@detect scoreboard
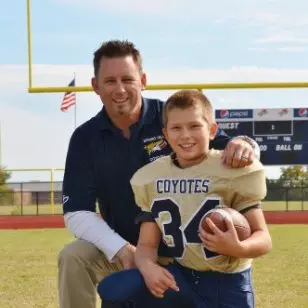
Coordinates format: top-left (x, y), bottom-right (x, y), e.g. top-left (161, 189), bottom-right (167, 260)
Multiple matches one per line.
top-left (215, 108), bottom-right (308, 165)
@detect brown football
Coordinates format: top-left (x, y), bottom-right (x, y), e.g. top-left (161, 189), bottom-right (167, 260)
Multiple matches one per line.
top-left (200, 207), bottom-right (251, 241)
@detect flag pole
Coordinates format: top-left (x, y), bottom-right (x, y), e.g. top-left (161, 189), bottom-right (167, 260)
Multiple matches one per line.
top-left (74, 72), bottom-right (77, 129)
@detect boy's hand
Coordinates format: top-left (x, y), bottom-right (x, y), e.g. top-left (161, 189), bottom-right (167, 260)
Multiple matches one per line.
top-left (198, 216), bottom-right (243, 257)
top-left (139, 261), bottom-right (179, 298)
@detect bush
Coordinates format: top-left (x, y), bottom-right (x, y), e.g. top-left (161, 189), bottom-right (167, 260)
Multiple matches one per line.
top-left (0, 188), bottom-right (14, 206)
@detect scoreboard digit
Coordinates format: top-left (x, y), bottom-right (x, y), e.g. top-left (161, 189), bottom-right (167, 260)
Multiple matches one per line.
top-left (253, 121), bottom-right (293, 136)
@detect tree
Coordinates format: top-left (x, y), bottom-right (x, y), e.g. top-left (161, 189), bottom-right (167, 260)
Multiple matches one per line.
top-left (278, 165), bottom-right (308, 188)
top-left (0, 167), bottom-right (12, 205)
top-left (0, 167), bottom-right (11, 184)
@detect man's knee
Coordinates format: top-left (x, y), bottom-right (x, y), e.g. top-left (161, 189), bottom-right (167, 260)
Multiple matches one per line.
top-left (58, 239), bottom-right (101, 267)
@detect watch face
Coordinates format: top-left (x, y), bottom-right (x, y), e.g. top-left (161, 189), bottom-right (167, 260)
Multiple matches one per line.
top-left (246, 138), bottom-right (255, 148)
top-left (240, 136), bottom-right (255, 148)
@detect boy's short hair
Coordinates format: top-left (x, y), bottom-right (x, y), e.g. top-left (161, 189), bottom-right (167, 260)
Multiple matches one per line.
top-left (93, 40), bottom-right (143, 77)
top-left (163, 90), bottom-right (215, 126)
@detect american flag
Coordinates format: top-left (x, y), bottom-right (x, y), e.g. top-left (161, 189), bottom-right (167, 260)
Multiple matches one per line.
top-left (60, 78), bottom-right (76, 112)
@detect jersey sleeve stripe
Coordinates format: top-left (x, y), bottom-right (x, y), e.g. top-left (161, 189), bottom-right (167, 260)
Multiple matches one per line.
top-left (135, 211), bottom-right (155, 224)
top-left (239, 204), bottom-right (261, 214)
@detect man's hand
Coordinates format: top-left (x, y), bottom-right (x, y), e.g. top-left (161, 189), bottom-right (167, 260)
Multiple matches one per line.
top-left (116, 243), bottom-right (136, 269)
top-left (139, 261), bottom-right (179, 298)
top-left (222, 137), bottom-right (255, 168)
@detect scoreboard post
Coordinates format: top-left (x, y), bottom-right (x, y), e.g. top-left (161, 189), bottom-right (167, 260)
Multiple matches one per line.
top-left (215, 108), bottom-right (308, 165)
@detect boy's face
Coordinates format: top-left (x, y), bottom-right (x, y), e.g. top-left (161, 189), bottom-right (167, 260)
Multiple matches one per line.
top-left (163, 105), bottom-right (217, 168)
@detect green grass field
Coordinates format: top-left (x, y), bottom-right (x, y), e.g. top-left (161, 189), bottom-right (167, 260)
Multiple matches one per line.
top-left (0, 201), bottom-right (308, 216)
top-left (1, 225), bottom-right (308, 308)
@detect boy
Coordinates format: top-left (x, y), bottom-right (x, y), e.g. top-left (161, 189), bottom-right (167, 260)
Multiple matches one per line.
top-left (98, 90), bottom-right (272, 308)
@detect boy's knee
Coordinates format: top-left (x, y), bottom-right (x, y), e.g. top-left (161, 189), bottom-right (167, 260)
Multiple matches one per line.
top-left (97, 269), bottom-right (144, 301)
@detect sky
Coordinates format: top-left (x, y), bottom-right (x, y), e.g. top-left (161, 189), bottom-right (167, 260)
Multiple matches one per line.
top-left (1, 0), bottom-right (308, 182)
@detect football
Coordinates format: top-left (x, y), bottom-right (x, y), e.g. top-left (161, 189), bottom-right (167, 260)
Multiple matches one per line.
top-left (200, 207), bottom-right (251, 241)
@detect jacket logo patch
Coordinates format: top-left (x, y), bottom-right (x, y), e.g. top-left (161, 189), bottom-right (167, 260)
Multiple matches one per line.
top-left (144, 139), bottom-right (168, 156)
top-left (143, 135), bottom-right (168, 156)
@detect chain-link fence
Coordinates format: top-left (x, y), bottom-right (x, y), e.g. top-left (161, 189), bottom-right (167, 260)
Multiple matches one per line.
top-left (0, 181), bottom-right (63, 216)
top-left (0, 181), bottom-right (308, 215)
top-left (264, 186), bottom-right (308, 211)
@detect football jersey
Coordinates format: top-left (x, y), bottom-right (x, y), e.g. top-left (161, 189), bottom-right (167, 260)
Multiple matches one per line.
top-left (131, 149), bottom-right (267, 273)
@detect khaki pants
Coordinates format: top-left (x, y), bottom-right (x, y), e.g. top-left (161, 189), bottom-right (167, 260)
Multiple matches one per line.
top-left (57, 239), bottom-right (123, 308)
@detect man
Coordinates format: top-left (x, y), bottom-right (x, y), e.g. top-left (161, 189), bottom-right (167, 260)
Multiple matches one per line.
top-left (58, 40), bottom-right (260, 308)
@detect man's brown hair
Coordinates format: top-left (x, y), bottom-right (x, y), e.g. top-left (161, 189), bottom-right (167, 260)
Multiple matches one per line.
top-left (93, 40), bottom-right (143, 77)
top-left (163, 90), bottom-right (214, 126)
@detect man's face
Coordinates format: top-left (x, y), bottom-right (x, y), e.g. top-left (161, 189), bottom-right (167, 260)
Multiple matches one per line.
top-left (92, 56), bottom-right (147, 118)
